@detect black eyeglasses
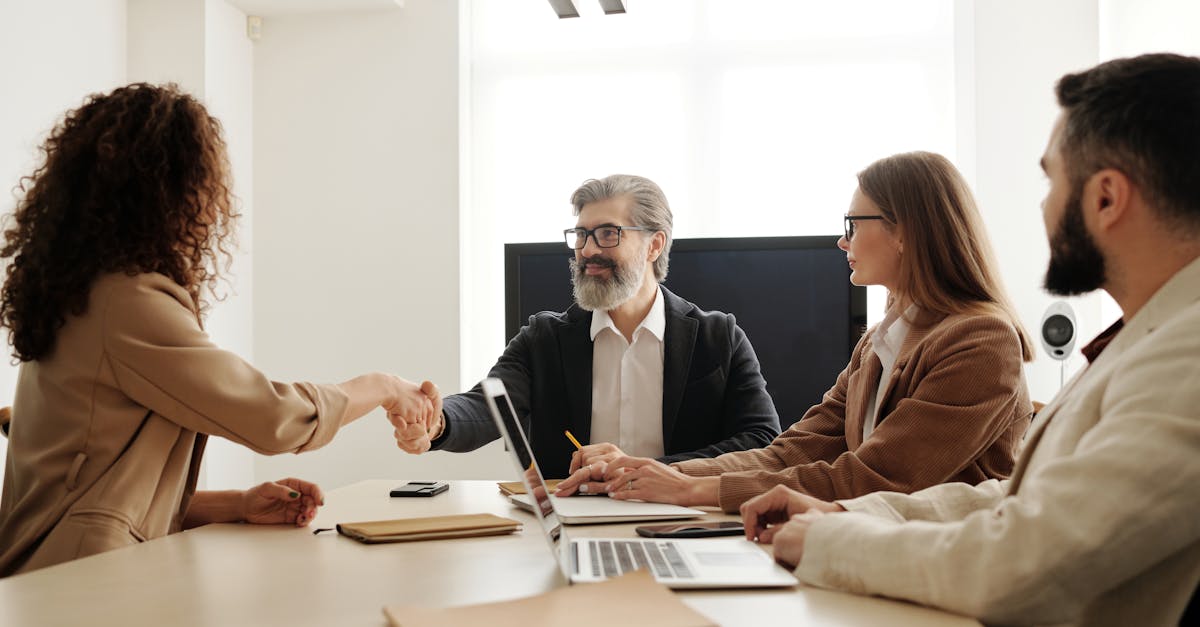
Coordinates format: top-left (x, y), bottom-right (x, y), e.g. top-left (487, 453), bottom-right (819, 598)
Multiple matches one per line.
top-left (843, 215), bottom-right (888, 241)
top-left (564, 225), bottom-right (652, 250)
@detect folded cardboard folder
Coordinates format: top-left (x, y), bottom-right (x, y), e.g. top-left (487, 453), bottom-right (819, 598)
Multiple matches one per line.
top-left (383, 570), bottom-right (715, 627)
top-left (498, 479), bottom-right (562, 496)
top-left (336, 513), bottom-right (522, 544)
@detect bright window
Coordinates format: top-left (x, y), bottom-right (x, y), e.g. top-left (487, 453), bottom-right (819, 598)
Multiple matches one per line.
top-left (464, 0), bottom-right (956, 384)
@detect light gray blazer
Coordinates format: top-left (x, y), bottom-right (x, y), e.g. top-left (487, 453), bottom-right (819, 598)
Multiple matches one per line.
top-left (796, 257), bottom-right (1200, 626)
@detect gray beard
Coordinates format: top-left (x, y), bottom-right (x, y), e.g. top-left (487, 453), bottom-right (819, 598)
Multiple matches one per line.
top-left (569, 256), bottom-right (646, 311)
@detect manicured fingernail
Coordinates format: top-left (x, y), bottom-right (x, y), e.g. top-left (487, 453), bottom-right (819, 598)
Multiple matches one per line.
top-left (289, 491), bottom-right (299, 498)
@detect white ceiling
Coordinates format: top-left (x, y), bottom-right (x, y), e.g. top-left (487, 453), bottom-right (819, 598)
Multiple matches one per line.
top-left (226, 0), bottom-right (404, 17)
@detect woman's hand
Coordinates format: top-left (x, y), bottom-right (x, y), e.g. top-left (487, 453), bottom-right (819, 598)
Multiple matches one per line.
top-left (601, 456), bottom-right (720, 507)
top-left (391, 380), bottom-right (443, 454)
top-left (336, 373), bottom-right (439, 448)
top-left (242, 477), bottom-right (326, 527)
top-left (382, 377), bottom-right (438, 434)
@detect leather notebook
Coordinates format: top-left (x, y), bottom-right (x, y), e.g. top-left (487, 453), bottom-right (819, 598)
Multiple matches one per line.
top-left (336, 513), bottom-right (522, 544)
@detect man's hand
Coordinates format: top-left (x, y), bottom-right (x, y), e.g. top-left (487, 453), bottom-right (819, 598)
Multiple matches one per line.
top-left (388, 379), bottom-right (442, 454)
top-left (770, 511), bottom-right (827, 568)
top-left (555, 460), bottom-right (618, 496)
top-left (568, 442), bottom-right (626, 475)
top-left (556, 441), bottom-right (631, 496)
top-left (739, 485), bottom-right (842, 543)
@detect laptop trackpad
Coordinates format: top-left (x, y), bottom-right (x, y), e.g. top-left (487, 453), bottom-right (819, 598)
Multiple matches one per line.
top-left (695, 551), bottom-right (770, 567)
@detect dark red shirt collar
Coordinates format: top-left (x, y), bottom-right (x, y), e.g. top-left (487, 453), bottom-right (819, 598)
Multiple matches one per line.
top-left (1080, 319), bottom-right (1125, 363)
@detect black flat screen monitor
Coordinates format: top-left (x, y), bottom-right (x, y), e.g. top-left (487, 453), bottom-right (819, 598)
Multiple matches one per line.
top-left (504, 236), bottom-right (867, 427)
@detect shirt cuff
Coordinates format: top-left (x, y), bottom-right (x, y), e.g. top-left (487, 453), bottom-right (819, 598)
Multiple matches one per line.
top-left (835, 493), bottom-right (907, 523)
top-left (795, 512), bottom-right (894, 594)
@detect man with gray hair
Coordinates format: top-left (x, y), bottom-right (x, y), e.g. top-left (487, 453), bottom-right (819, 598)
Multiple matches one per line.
top-left (396, 174), bottom-right (781, 479)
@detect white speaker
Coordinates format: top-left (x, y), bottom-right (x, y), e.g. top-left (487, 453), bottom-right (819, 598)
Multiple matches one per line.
top-left (1040, 301), bottom-right (1077, 361)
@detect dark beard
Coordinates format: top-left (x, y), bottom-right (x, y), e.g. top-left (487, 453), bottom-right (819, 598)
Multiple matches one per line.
top-left (1043, 186), bottom-right (1107, 296)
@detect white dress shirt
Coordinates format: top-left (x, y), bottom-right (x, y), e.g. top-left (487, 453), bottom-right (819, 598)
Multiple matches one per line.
top-left (589, 286), bottom-right (666, 458)
top-left (862, 304), bottom-right (915, 441)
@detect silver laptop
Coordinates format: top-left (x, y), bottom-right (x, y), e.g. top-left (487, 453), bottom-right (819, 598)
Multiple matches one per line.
top-left (482, 377), bottom-right (798, 589)
top-left (509, 491), bottom-right (702, 524)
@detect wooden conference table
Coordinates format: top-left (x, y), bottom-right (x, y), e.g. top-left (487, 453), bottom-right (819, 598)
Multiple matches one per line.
top-left (0, 480), bottom-right (979, 626)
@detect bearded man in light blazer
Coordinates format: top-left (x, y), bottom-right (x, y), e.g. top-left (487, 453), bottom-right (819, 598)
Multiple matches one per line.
top-left (739, 53), bottom-right (1200, 627)
top-left (393, 174), bottom-right (781, 479)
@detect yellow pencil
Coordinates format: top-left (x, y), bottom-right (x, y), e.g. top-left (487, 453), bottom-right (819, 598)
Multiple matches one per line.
top-left (564, 430), bottom-right (583, 450)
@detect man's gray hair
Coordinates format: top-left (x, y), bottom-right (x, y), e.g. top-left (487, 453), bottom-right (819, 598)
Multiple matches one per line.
top-left (570, 174), bottom-right (674, 281)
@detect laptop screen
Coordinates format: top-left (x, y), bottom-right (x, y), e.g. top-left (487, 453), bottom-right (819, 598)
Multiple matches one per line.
top-left (481, 378), bottom-right (565, 565)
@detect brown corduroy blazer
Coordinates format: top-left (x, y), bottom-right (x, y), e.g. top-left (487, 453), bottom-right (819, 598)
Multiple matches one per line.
top-left (673, 309), bottom-right (1032, 512)
top-left (0, 273), bottom-right (349, 577)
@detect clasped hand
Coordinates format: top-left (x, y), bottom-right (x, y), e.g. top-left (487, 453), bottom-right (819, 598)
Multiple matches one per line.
top-left (387, 379), bottom-right (443, 454)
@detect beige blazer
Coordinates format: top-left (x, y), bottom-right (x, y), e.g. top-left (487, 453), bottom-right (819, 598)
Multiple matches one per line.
top-left (798, 257), bottom-right (1200, 626)
top-left (674, 309), bottom-right (1032, 512)
top-left (0, 273), bottom-right (349, 577)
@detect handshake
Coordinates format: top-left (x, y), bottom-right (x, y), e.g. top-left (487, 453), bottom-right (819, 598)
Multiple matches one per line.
top-left (381, 377), bottom-right (446, 454)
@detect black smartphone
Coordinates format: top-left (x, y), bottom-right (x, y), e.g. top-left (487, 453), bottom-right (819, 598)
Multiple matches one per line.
top-left (389, 481), bottom-right (450, 497)
top-left (634, 521), bottom-right (745, 538)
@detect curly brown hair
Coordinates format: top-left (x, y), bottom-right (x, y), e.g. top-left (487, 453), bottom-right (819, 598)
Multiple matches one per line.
top-left (0, 82), bottom-right (239, 362)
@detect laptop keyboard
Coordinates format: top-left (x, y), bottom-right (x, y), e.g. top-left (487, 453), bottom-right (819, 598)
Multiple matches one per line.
top-left (583, 540), bottom-right (695, 579)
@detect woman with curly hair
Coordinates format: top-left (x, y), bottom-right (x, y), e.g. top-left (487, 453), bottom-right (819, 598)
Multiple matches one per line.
top-left (0, 83), bottom-right (439, 576)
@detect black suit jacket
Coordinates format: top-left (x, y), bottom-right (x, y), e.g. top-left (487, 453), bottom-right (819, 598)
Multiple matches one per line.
top-left (434, 287), bottom-right (781, 479)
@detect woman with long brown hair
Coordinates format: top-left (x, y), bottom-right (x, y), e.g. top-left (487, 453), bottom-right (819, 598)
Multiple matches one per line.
top-left (556, 151), bottom-right (1034, 512)
top-left (0, 83), bottom-right (438, 576)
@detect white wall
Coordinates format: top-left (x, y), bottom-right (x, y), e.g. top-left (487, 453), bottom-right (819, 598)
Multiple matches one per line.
top-left (0, 0), bottom-right (128, 488)
top-left (251, 0), bottom-right (507, 490)
top-left (958, 0), bottom-right (1102, 405)
top-left (1101, 0), bottom-right (1200, 59)
top-left (126, 0), bottom-right (205, 91)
